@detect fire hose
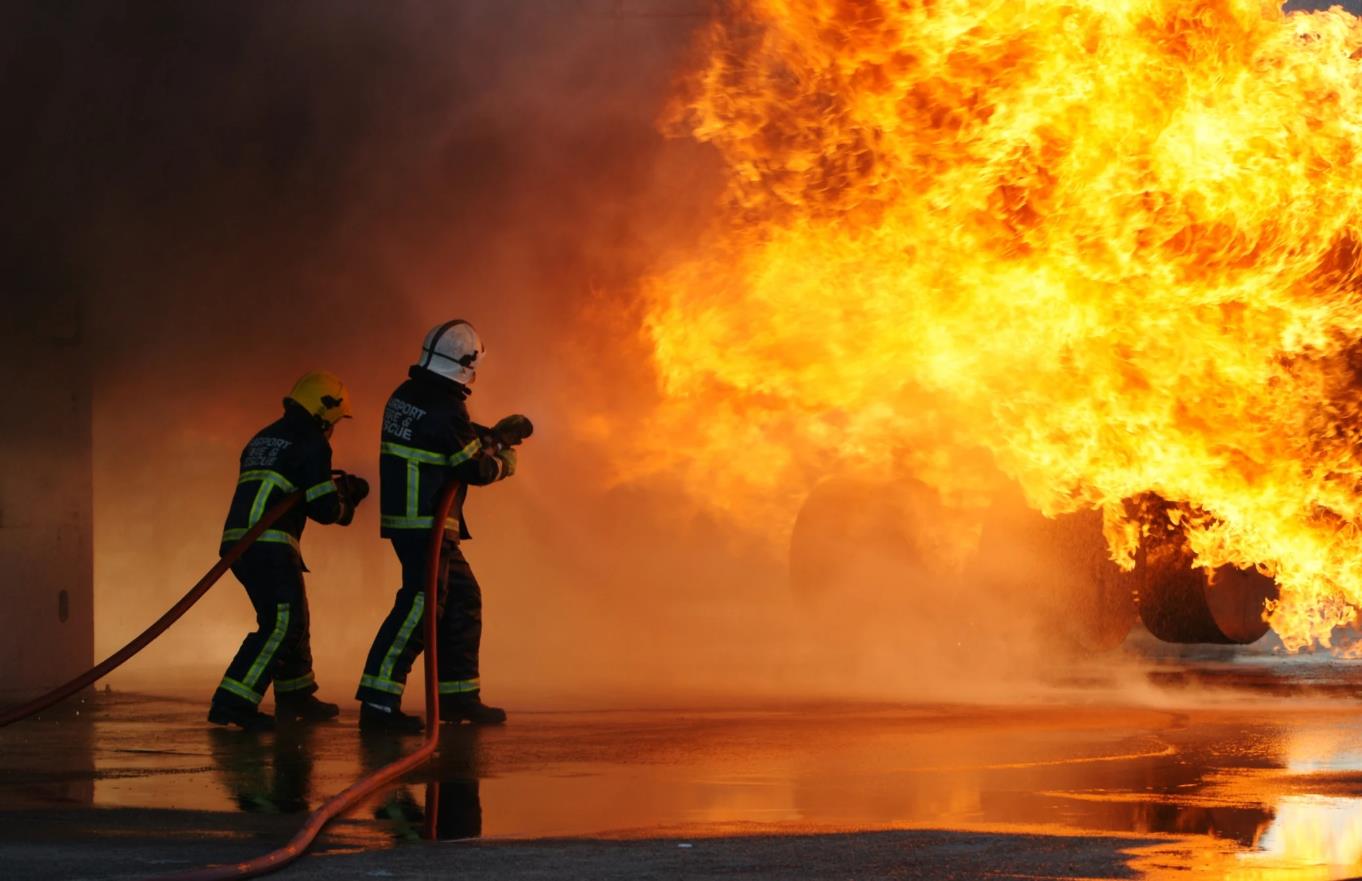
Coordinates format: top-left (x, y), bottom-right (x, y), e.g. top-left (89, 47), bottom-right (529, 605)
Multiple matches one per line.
top-left (5, 416), bottom-right (533, 878)
top-left (0, 479), bottom-right (460, 879)
top-left (158, 480), bottom-right (456, 881)
top-left (0, 492), bottom-right (306, 728)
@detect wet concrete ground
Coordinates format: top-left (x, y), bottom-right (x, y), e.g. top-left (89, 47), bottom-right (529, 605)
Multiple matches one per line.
top-left (6, 653), bottom-right (1362, 879)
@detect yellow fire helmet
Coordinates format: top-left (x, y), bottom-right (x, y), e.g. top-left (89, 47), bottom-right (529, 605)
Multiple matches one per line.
top-left (286, 370), bottom-right (353, 426)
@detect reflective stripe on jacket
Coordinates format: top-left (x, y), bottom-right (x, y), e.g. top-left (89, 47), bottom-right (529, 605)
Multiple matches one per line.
top-left (379, 366), bottom-right (506, 540)
top-left (220, 401), bottom-right (347, 554)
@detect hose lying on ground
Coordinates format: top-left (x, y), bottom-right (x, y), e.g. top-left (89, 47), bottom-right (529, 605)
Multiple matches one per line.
top-left (0, 493), bottom-right (304, 728)
top-left (157, 481), bottom-right (455, 881)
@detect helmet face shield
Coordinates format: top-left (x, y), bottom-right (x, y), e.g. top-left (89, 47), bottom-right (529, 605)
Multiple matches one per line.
top-left (419, 319), bottom-right (484, 386)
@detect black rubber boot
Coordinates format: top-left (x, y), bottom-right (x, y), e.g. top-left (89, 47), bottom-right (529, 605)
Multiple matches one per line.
top-left (208, 702), bottom-right (276, 732)
top-left (276, 694), bottom-right (340, 724)
top-left (440, 693), bottom-right (506, 725)
top-left (359, 702), bottom-right (424, 733)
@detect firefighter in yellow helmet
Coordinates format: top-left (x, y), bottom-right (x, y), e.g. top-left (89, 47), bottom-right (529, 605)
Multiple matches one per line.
top-left (209, 371), bottom-right (370, 731)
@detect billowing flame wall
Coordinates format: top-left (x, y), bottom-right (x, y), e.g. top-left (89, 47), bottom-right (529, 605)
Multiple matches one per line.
top-left (634, 0), bottom-right (1362, 651)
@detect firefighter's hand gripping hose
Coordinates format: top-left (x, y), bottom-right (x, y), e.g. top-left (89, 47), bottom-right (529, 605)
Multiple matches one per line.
top-left (0, 493), bottom-right (305, 729)
top-left (157, 482), bottom-right (457, 881)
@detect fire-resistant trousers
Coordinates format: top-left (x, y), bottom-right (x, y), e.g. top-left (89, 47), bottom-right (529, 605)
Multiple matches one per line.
top-left (212, 546), bottom-right (317, 710)
top-left (355, 534), bottom-right (482, 710)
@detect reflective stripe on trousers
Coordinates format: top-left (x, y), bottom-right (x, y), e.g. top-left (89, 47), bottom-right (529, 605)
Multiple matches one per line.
top-left (216, 603), bottom-right (291, 706)
top-left (355, 534), bottom-right (482, 709)
top-left (213, 550), bottom-right (316, 709)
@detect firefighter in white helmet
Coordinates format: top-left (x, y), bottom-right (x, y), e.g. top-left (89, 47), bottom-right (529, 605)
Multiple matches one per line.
top-left (355, 320), bottom-right (531, 732)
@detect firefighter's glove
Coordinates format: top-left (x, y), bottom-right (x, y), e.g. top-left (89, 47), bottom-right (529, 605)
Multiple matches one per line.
top-left (333, 473), bottom-right (367, 526)
top-left (340, 473), bottom-right (370, 504)
top-left (491, 414), bottom-right (534, 448)
top-left (495, 447), bottom-right (517, 479)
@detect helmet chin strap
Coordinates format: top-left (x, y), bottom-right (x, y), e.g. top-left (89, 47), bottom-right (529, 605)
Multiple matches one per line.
top-left (420, 348), bottom-right (480, 390)
top-left (421, 346), bottom-right (480, 368)
top-left (419, 319), bottom-right (472, 370)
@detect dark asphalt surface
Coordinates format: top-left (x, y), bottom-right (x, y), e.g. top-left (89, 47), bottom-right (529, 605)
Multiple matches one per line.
top-left (5, 654), bottom-right (1362, 880)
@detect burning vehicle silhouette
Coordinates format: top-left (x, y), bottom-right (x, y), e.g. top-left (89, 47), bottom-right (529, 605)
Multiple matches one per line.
top-left (790, 478), bottom-right (1278, 650)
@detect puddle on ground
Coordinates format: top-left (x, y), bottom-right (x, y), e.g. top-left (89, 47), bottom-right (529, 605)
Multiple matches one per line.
top-left (5, 690), bottom-right (1362, 878)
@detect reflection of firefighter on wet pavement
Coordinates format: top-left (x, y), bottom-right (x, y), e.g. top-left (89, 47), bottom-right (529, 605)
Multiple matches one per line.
top-left (362, 725), bottom-right (483, 841)
top-left (208, 724), bottom-right (316, 814)
top-left (355, 320), bottom-right (530, 733)
top-left (209, 371), bottom-right (371, 732)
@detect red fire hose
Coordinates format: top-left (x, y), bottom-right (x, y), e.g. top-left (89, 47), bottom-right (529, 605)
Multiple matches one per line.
top-left (158, 481), bottom-right (455, 881)
top-left (0, 492), bottom-right (305, 728)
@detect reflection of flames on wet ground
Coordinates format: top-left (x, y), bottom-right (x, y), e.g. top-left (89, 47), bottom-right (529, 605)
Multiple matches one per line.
top-left (616, 0), bottom-right (1362, 653)
top-left (1126, 722), bottom-right (1362, 880)
top-left (1241, 731), bottom-right (1362, 877)
top-left (1130, 793), bottom-right (1362, 880)
top-left (1247, 796), bottom-right (1362, 877)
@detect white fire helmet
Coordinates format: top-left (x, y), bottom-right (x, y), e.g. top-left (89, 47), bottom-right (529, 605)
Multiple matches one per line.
top-left (418, 320), bottom-right (484, 386)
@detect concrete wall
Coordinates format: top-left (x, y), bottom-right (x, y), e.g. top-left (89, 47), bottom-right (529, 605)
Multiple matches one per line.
top-left (0, 293), bottom-right (92, 702)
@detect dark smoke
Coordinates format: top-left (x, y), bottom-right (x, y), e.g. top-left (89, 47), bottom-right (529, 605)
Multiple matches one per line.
top-left (1285, 0), bottom-right (1362, 12)
top-left (4, 0), bottom-right (734, 705)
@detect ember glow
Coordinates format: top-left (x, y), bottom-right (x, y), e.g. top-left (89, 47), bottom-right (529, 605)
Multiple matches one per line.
top-left (636, 0), bottom-right (1362, 650)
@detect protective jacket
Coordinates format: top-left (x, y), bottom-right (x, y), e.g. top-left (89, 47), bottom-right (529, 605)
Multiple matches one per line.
top-left (379, 366), bottom-right (506, 541)
top-left (220, 401), bottom-right (350, 554)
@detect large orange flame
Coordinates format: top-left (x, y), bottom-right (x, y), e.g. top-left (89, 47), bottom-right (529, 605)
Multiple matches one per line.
top-left (634, 0), bottom-right (1362, 651)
